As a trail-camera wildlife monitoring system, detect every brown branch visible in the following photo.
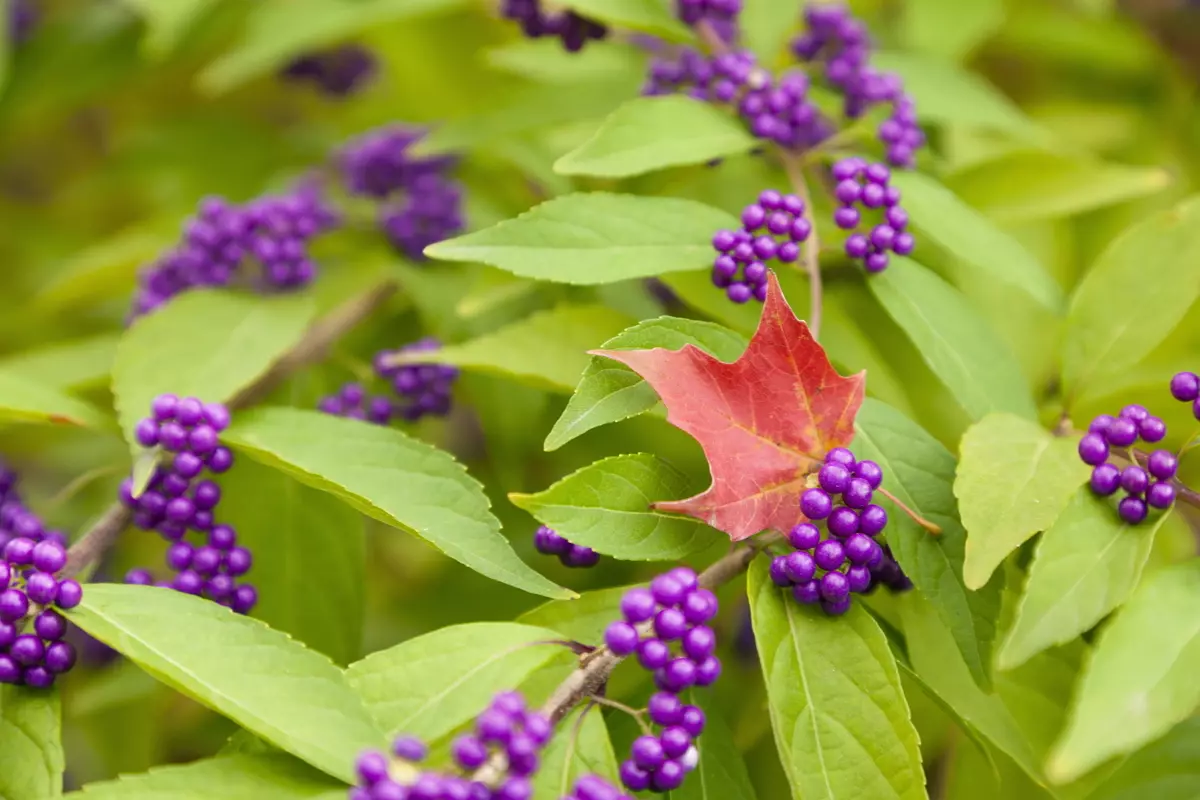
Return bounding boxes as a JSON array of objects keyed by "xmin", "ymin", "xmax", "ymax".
[
  {"xmin": 63, "ymin": 279, "xmax": 399, "ymax": 578},
  {"xmin": 472, "ymin": 544, "xmax": 761, "ymax": 785},
  {"xmin": 878, "ymin": 487, "xmax": 942, "ymax": 536}
]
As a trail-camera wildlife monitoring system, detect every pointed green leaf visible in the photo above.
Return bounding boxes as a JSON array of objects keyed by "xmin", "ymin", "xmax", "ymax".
[
  {"xmin": 1049, "ymin": 563, "xmax": 1200, "ymax": 782},
  {"xmin": 1062, "ymin": 196, "xmax": 1200, "ymax": 402},
  {"xmin": 0, "ymin": 686, "xmax": 63, "ymax": 800},
  {"xmin": 0, "ymin": 333, "xmax": 119, "ymax": 391},
  {"xmin": 739, "ymin": 0, "xmax": 803, "ymax": 62},
  {"xmin": 955, "ymin": 414, "xmax": 1091, "ymax": 590},
  {"xmin": 220, "ymin": 459, "xmax": 365, "ymax": 665},
  {"xmin": 384, "ymin": 305, "xmax": 635, "ymax": 393},
  {"xmin": 66, "ymin": 753, "xmax": 343, "ymax": 799},
  {"xmin": 485, "ymin": 39, "xmax": 648, "ymax": 85},
  {"xmin": 519, "ymin": 586, "xmax": 628, "ymax": 644},
  {"xmin": 532, "ymin": 705, "xmax": 619, "ymax": 800},
  {"xmin": 1083, "ymin": 717, "xmax": 1200, "ymax": 800},
  {"xmin": 901, "ymin": 0, "xmax": 1003, "ymax": 60},
  {"xmin": 545, "ymin": 316, "xmax": 747, "ymax": 451},
  {"xmin": 0, "ymin": 370, "xmax": 115, "ymax": 431},
  {"xmin": 112, "ymin": 290, "xmax": 314, "ymax": 446},
  {"xmin": 34, "ymin": 227, "xmax": 173, "ymax": 313},
  {"xmin": 511, "ymin": 454, "xmax": 721, "ymax": 560},
  {"xmin": 998, "ymin": 490, "xmax": 1169, "ymax": 670},
  {"xmin": 555, "ymin": 96, "xmax": 757, "ymax": 178},
  {"xmin": 558, "ymin": 0, "xmax": 691, "ymax": 38},
  {"xmin": 65, "ymin": 584, "xmax": 385, "ymax": 782},
  {"xmin": 122, "ymin": 0, "xmax": 219, "ymax": 57},
  {"xmin": 945, "ymin": 150, "xmax": 1171, "ymax": 223},
  {"xmin": 345, "ymin": 623, "xmax": 566, "ymax": 742},
  {"xmin": 869, "ymin": 258, "xmax": 1037, "ymax": 421},
  {"xmin": 746, "ymin": 559, "xmax": 926, "ymax": 800},
  {"xmin": 424, "ymin": 193, "xmax": 738, "ymax": 285},
  {"xmin": 667, "ymin": 690, "xmax": 758, "ymax": 800},
  {"xmin": 853, "ymin": 399, "xmax": 1003, "ymax": 687},
  {"xmin": 223, "ymin": 408, "xmax": 569, "ymax": 599},
  {"xmin": 888, "ymin": 171, "xmax": 1062, "ymax": 311}
]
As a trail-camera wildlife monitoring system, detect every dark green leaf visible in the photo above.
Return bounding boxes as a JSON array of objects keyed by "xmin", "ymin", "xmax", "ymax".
[
  {"xmin": 485, "ymin": 39, "xmax": 648, "ymax": 85},
  {"xmin": 0, "ymin": 370, "xmax": 115, "ymax": 431},
  {"xmin": 869, "ymin": 258, "xmax": 1037, "ymax": 421},
  {"xmin": 1048, "ymin": 563, "xmax": 1200, "ymax": 783},
  {"xmin": 0, "ymin": 334, "xmax": 119, "ymax": 391},
  {"xmin": 545, "ymin": 316, "xmax": 747, "ymax": 451},
  {"xmin": 667, "ymin": 690, "xmax": 758, "ymax": 800},
  {"xmin": 746, "ymin": 559, "xmax": 926, "ymax": 799},
  {"xmin": 34, "ymin": 227, "xmax": 173, "ymax": 313},
  {"xmin": 888, "ymin": 171, "xmax": 1062, "ymax": 311},
  {"xmin": 1084, "ymin": 717, "xmax": 1200, "ymax": 800},
  {"xmin": 0, "ymin": 686, "xmax": 63, "ymax": 800},
  {"xmin": 1062, "ymin": 196, "xmax": 1200, "ymax": 402},
  {"xmin": 998, "ymin": 490, "xmax": 1169, "ymax": 670},
  {"xmin": 955, "ymin": 414, "xmax": 1090, "ymax": 590},
  {"xmin": 224, "ymin": 408, "xmax": 570, "ymax": 599},
  {"xmin": 853, "ymin": 399, "xmax": 1003, "ymax": 687},
  {"xmin": 345, "ymin": 622, "xmax": 565, "ymax": 742},
  {"xmin": 532, "ymin": 705, "xmax": 620, "ymax": 799},
  {"xmin": 66, "ymin": 753, "xmax": 344, "ymax": 799},
  {"xmin": 66, "ymin": 584, "xmax": 385, "ymax": 782},
  {"xmin": 424, "ymin": 193, "xmax": 738, "ymax": 284},
  {"xmin": 385, "ymin": 305, "xmax": 635, "ymax": 393},
  {"xmin": 220, "ymin": 459, "xmax": 366, "ymax": 666},
  {"xmin": 511, "ymin": 453, "xmax": 721, "ymax": 560},
  {"xmin": 111, "ymin": 290, "xmax": 314, "ymax": 446},
  {"xmin": 555, "ymin": 97, "xmax": 758, "ymax": 178}
]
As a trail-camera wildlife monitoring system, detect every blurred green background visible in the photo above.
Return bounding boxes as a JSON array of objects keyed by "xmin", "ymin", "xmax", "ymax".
[{"xmin": 2, "ymin": 0, "xmax": 1200, "ymax": 793}]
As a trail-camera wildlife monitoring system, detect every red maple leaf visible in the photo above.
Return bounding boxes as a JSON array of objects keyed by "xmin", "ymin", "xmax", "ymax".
[{"xmin": 593, "ymin": 273, "xmax": 865, "ymax": 541}]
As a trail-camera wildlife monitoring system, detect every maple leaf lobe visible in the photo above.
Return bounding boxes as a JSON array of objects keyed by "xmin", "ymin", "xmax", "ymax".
[{"xmin": 593, "ymin": 272, "xmax": 864, "ymax": 541}]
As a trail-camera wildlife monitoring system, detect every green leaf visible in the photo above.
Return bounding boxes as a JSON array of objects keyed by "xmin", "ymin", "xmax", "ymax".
[
  {"xmin": 0, "ymin": 333, "xmax": 119, "ymax": 391},
  {"xmin": 1083, "ymin": 717, "xmax": 1200, "ymax": 800},
  {"xmin": 34, "ymin": 227, "xmax": 173, "ymax": 313},
  {"xmin": 888, "ymin": 171, "xmax": 1063, "ymax": 311},
  {"xmin": 0, "ymin": 686, "xmax": 63, "ymax": 800},
  {"xmin": 385, "ymin": 305, "xmax": 635, "ymax": 393},
  {"xmin": 869, "ymin": 258, "xmax": 1037, "ymax": 421},
  {"xmin": 555, "ymin": 97, "xmax": 758, "ymax": 178},
  {"xmin": 223, "ymin": 408, "xmax": 569, "ymax": 600},
  {"xmin": 746, "ymin": 559, "xmax": 926, "ymax": 800},
  {"xmin": 944, "ymin": 149, "xmax": 1171, "ymax": 223},
  {"xmin": 485, "ymin": 39, "xmax": 649, "ymax": 85},
  {"xmin": 1048, "ymin": 563, "xmax": 1200, "ymax": 783},
  {"xmin": 545, "ymin": 316, "xmax": 747, "ymax": 451},
  {"xmin": 739, "ymin": 0, "xmax": 802, "ymax": 63},
  {"xmin": 345, "ymin": 622, "xmax": 565, "ymax": 742},
  {"xmin": 220, "ymin": 459, "xmax": 365, "ymax": 666},
  {"xmin": 853, "ymin": 399, "xmax": 1003, "ymax": 688},
  {"xmin": 532, "ymin": 705, "xmax": 619, "ymax": 800},
  {"xmin": 111, "ymin": 290, "xmax": 314, "ymax": 446},
  {"xmin": 667, "ymin": 690, "xmax": 758, "ymax": 800},
  {"xmin": 65, "ymin": 584, "xmax": 385, "ymax": 783},
  {"xmin": 198, "ymin": 0, "xmax": 467, "ymax": 93},
  {"xmin": 901, "ymin": 0, "xmax": 1003, "ymax": 60},
  {"xmin": 1062, "ymin": 196, "xmax": 1200, "ymax": 402},
  {"xmin": 557, "ymin": 0, "xmax": 692, "ymax": 39},
  {"xmin": 955, "ymin": 414, "xmax": 1091, "ymax": 590},
  {"xmin": 872, "ymin": 52, "xmax": 1044, "ymax": 139},
  {"xmin": 998, "ymin": 490, "xmax": 1169, "ymax": 670},
  {"xmin": 0, "ymin": 370, "xmax": 115, "ymax": 431},
  {"xmin": 519, "ymin": 586, "xmax": 628, "ymax": 645},
  {"xmin": 121, "ymin": 0, "xmax": 219, "ymax": 57},
  {"xmin": 424, "ymin": 193, "xmax": 738, "ymax": 284},
  {"xmin": 66, "ymin": 753, "xmax": 344, "ymax": 799},
  {"xmin": 511, "ymin": 454, "xmax": 721, "ymax": 560}
]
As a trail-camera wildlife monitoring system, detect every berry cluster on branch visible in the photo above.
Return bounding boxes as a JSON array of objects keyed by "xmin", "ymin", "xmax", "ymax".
[
  {"xmin": 281, "ymin": 44, "xmax": 377, "ymax": 97},
  {"xmin": 501, "ymin": 0, "xmax": 608, "ymax": 52},
  {"xmin": 831, "ymin": 158, "xmax": 914, "ymax": 273},
  {"xmin": 532, "ymin": 525, "xmax": 600, "ymax": 568},
  {"xmin": 711, "ymin": 189, "xmax": 812, "ymax": 303},
  {"xmin": 318, "ymin": 338, "xmax": 460, "ymax": 424},
  {"xmin": 1079, "ymin": 402, "xmax": 1177, "ymax": 524}
]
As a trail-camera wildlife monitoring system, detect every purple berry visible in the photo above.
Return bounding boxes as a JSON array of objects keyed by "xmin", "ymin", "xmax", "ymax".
[
  {"xmin": 843, "ymin": 477, "xmax": 874, "ymax": 508},
  {"xmin": 800, "ymin": 487, "xmax": 833, "ymax": 519},
  {"xmin": 1089, "ymin": 414, "xmax": 1116, "ymax": 434},
  {"xmin": 605, "ymin": 622, "xmax": 640, "ymax": 656},
  {"xmin": 1118, "ymin": 496, "xmax": 1148, "ymax": 524},
  {"xmin": 1106, "ymin": 419, "xmax": 1138, "ymax": 447},
  {"xmin": 453, "ymin": 735, "xmax": 488, "ymax": 770},
  {"xmin": 846, "ymin": 564, "xmax": 872, "ymax": 592},
  {"xmin": 828, "ymin": 506, "xmax": 860, "ymax": 537},
  {"xmin": 822, "ymin": 596, "xmax": 852, "ymax": 616},
  {"xmin": 1139, "ymin": 417, "xmax": 1167, "ymax": 442},
  {"xmin": 681, "ymin": 588, "xmax": 718, "ymax": 624},
  {"xmin": 10, "ymin": 634, "xmax": 44, "ymax": 666},
  {"xmin": 854, "ymin": 460, "xmax": 883, "ymax": 489},
  {"xmin": 1077, "ymin": 433, "xmax": 1109, "ymax": 466},
  {"xmin": 1148, "ymin": 450, "xmax": 1178, "ymax": 480},
  {"xmin": 784, "ymin": 550, "xmax": 816, "ymax": 583},
  {"xmin": 1170, "ymin": 371, "xmax": 1200, "ymax": 402},
  {"xmin": 631, "ymin": 736, "xmax": 665, "ymax": 770},
  {"xmin": 1090, "ymin": 463, "xmax": 1121, "ymax": 496},
  {"xmin": 826, "ymin": 447, "xmax": 856, "ymax": 468},
  {"xmin": 769, "ymin": 556, "xmax": 791, "ymax": 587},
  {"xmin": 654, "ymin": 608, "xmax": 689, "ymax": 641},
  {"xmin": 621, "ymin": 587, "xmax": 658, "ymax": 623},
  {"xmin": 637, "ymin": 638, "xmax": 671, "ymax": 670},
  {"xmin": 31, "ymin": 540, "xmax": 66, "ymax": 573},
  {"xmin": 649, "ymin": 692, "xmax": 683, "ymax": 726},
  {"xmin": 792, "ymin": 580, "xmax": 820, "ymax": 604},
  {"xmin": 44, "ymin": 641, "xmax": 76, "ymax": 674},
  {"xmin": 858, "ymin": 504, "xmax": 887, "ymax": 536},
  {"xmin": 1120, "ymin": 465, "xmax": 1149, "ymax": 495},
  {"xmin": 25, "ymin": 572, "xmax": 58, "ymax": 605},
  {"xmin": 650, "ymin": 573, "xmax": 687, "ymax": 606},
  {"xmin": 789, "ymin": 522, "xmax": 821, "ymax": 549},
  {"xmin": 820, "ymin": 571, "xmax": 850, "ymax": 602},
  {"xmin": 1147, "ymin": 482, "xmax": 1176, "ymax": 509},
  {"xmin": 814, "ymin": 539, "xmax": 846, "ymax": 570}
]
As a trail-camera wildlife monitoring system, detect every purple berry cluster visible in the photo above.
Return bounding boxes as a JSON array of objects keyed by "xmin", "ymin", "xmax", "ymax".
[
  {"xmin": 120, "ymin": 395, "xmax": 256, "ymax": 613},
  {"xmin": 318, "ymin": 383, "xmax": 395, "ymax": 426},
  {"xmin": 319, "ymin": 339, "xmax": 459, "ymax": 425},
  {"xmin": 563, "ymin": 775, "xmax": 633, "ymax": 800},
  {"xmin": 674, "ymin": 0, "xmax": 740, "ymax": 44},
  {"xmin": 340, "ymin": 126, "xmax": 465, "ymax": 261},
  {"xmin": 1080, "ymin": 404, "xmax": 1177, "ymax": 524},
  {"xmin": 350, "ymin": 691, "xmax": 550, "ymax": 799},
  {"xmin": 532, "ymin": 525, "xmax": 600, "ymax": 568},
  {"xmin": 791, "ymin": 4, "xmax": 925, "ymax": 167},
  {"xmin": 0, "ymin": 462, "xmax": 68, "ymax": 553},
  {"xmin": 830, "ymin": 158, "xmax": 914, "ymax": 273},
  {"xmin": 0, "ymin": 536, "xmax": 82, "ymax": 689},
  {"xmin": 130, "ymin": 185, "xmax": 339, "ymax": 319},
  {"xmin": 500, "ymin": 0, "xmax": 608, "ymax": 52},
  {"xmin": 710, "ymin": 190, "xmax": 812, "ymax": 303},
  {"xmin": 603, "ymin": 568, "xmax": 717, "ymax": 793},
  {"xmin": 281, "ymin": 44, "xmax": 377, "ymax": 97},
  {"xmin": 1171, "ymin": 371, "xmax": 1200, "ymax": 420},
  {"xmin": 769, "ymin": 447, "xmax": 893, "ymax": 615}
]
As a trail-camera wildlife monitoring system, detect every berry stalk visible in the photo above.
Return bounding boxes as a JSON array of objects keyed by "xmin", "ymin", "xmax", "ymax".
[{"xmin": 65, "ymin": 278, "xmax": 399, "ymax": 578}]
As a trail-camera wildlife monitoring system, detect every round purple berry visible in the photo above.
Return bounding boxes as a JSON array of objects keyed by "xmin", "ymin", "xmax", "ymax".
[
  {"xmin": 1148, "ymin": 450, "xmax": 1178, "ymax": 480},
  {"xmin": 825, "ymin": 447, "xmax": 856, "ymax": 468},
  {"xmin": 783, "ymin": 551, "xmax": 816, "ymax": 584},
  {"xmin": 1147, "ymin": 482, "xmax": 1176, "ymax": 509},
  {"xmin": 1090, "ymin": 463, "xmax": 1121, "ymax": 496},
  {"xmin": 654, "ymin": 608, "xmax": 689, "ymax": 641},
  {"xmin": 814, "ymin": 539, "xmax": 846, "ymax": 571},
  {"xmin": 1170, "ymin": 371, "xmax": 1200, "ymax": 402},
  {"xmin": 828, "ymin": 506, "xmax": 860, "ymax": 537},
  {"xmin": 789, "ymin": 522, "xmax": 821, "ymax": 550},
  {"xmin": 637, "ymin": 638, "xmax": 671, "ymax": 671},
  {"xmin": 1077, "ymin": 433, "xmax": 1109, "ymax": 466},
  {"xmin": 818, "ymin": 463, "xmax": 852, "ymax": 494},
  {"xmin": 1118, "ymin": 496, "xmax": 1148, "ymax": 525},
  {"xmin": 1120, "ymin": 465, "xmax": 1149, "ymax": 495},
  {"xmin": 1106, "ymin": 419, "xmax": 1138, "ymax": 447},
  {"xmin": 792, "ymin": 580, "xmax": 820, "ymax": 604},
  {"xmin": 800, "ymin": 487, "xmax": 833, "ymax": 519},
  {"xmin": 605, "ymin": 621, "xmax": 640, "ymax": 656},
  {"xmin": 621, "ymin": 587, "xmax": 657, "ymax": 623},
  {"xmin": 858, "ymin": 504, "xmax": 887, "ymax": 536}
]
